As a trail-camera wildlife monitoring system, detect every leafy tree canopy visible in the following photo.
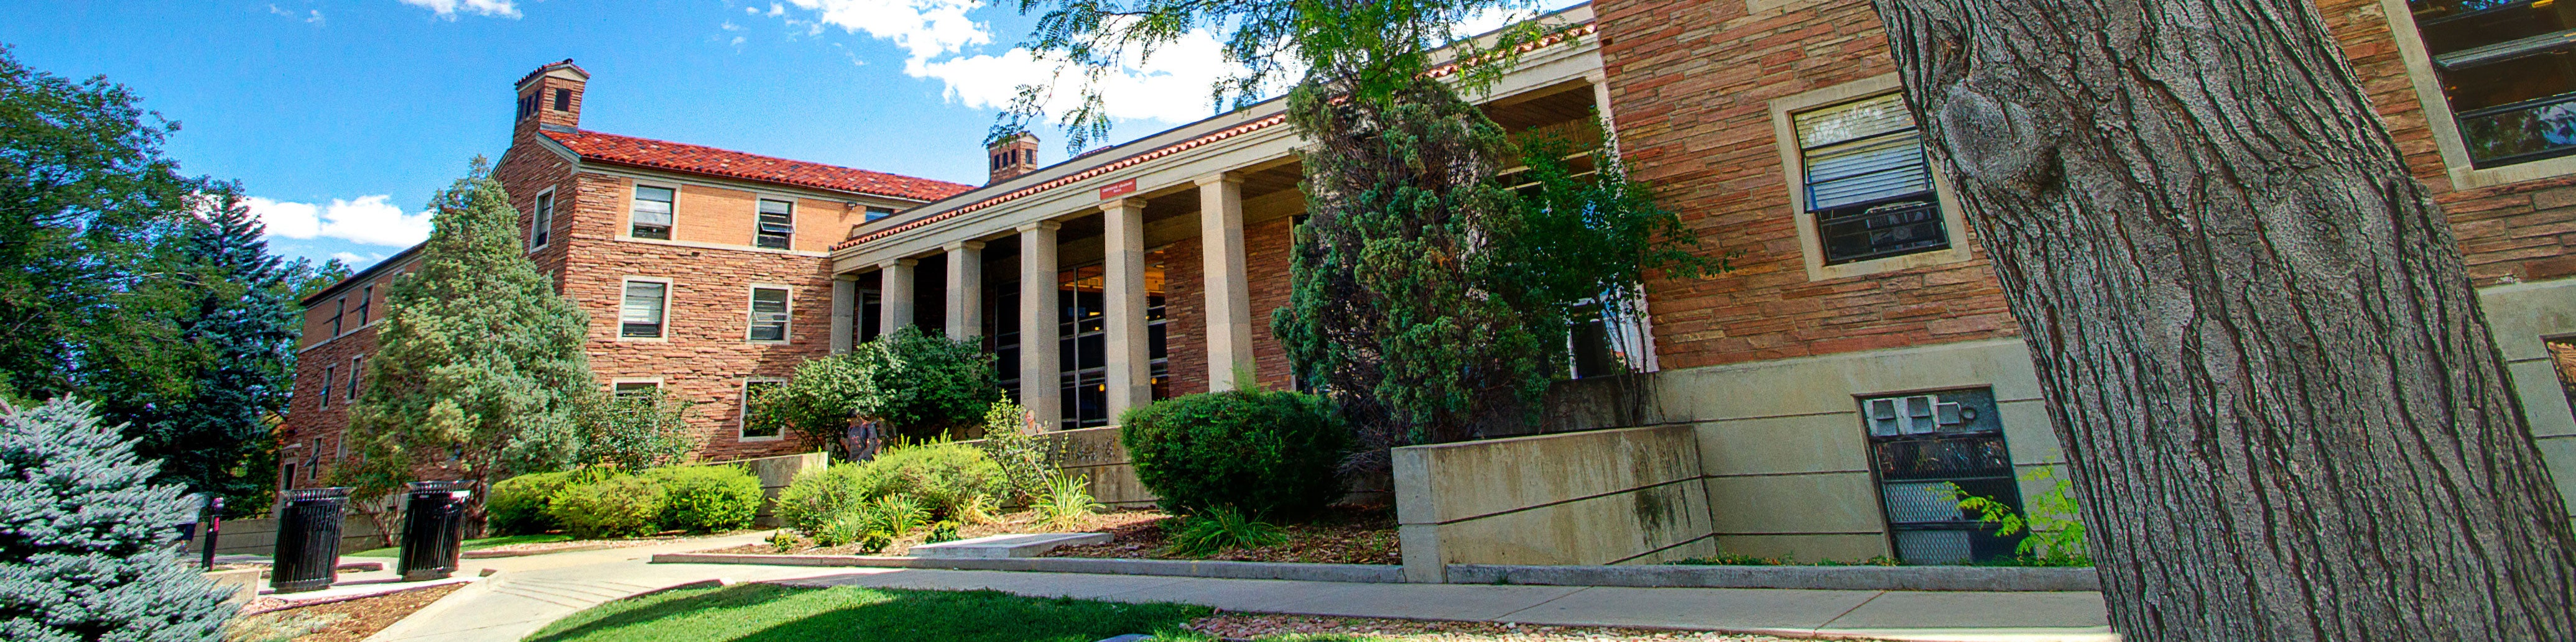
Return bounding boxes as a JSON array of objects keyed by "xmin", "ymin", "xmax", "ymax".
[{"xmin": 751, "ymin": 326, "xmax": 1004, "ymax": 445}]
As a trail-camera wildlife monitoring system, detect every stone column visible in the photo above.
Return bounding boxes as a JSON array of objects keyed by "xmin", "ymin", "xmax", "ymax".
[
  {"xmin": 830, "ymin": 275, "xmax": 858, "ymax": 353},
  {"xmin": 1197, "ymin": 172, "xmax": 1256, "ymax": 391},
  {"xmin": 944, "ymin": 241, "xmax": 985, "ymax": 339},
  {"xmin": 1018, "ymin": 222, "xmax": 1062, "ymax": 430},
  {"xmin": 879, "ymin": 258, "xmax": 916, "ymax": 334},
  {"xmin": 1101, "ymin": 198, "xmax": 1152, "ymax": 420},
  {"xmin": 1587, "ymin": 70, "xmax": 1623, "ymax": 157}
]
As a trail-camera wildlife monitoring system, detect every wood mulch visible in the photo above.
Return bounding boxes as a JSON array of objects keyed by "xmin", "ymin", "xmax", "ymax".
[
  {"xmin": 1185, "ymin": 614, "xmax": 1835, "ymax": 641},
  {"xmin": 228, "ymin": 583, "xmax": 463, "ymax": 642},
  {"xmin": 1043, "ymin": 505, "xmax": 1401, "ymax": 565},
  {"xmin": 701, "ymin": 509, "xmax": 1169, "ymax": 556}
]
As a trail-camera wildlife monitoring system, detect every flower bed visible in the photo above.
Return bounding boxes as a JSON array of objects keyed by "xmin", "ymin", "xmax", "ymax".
[
  {"xmin": 702, "ymin": 509, "xmax": 1165, "ymax": 556},
  {"xmin": 1042, "ymin": 505, "xmax": 1399, "ymax": 565}
]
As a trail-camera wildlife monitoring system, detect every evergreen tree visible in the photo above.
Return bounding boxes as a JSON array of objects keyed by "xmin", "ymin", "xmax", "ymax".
[
  {"xmin": 338, "ymin": 160, "xmax": 594, "ymax": 526},
  {"xmin": 82, "ymin": 190, "xmax": 302, "ymax": 505},
  {"xmin": 0, "ymin": 398, "xmax": 237, "ymax": 642}
]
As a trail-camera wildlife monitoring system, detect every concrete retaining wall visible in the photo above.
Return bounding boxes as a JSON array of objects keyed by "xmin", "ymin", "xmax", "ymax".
[
  {"xmin": 1447, "ymin": 563, "xmax": 2099, "ymax": 592},
  {"xmin": 695, "ymin": 451, "xmax": 828, "ymax": 528},
  {"xmin": 185, "ymin": 516, "xmax": 389, "ymax": 556},
  {"xmin": 652, "ymin": 552, "xmax": 1402, "ymax": 582},
  {"xmin": 1392, "ymin": 424, "xmax": 1716, "ymax": 582}
]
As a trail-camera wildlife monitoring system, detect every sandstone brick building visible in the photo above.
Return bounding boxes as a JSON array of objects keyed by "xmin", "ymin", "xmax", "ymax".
[
  {"xmin": 286, "ymin": 0, "xmax": 2576, "ymax": 570},
  {"xmin": 280, "ymin": 61, "xmax": 972, "ymax": 490}
]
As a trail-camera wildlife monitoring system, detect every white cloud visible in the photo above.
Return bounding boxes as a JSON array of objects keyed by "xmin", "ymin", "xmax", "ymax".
[
  {"xmin": 248, "ymin": 195, "xmax": 433, "ymax": 247},
  {"xmin": 398, "ymin": 0, "xmax": 520, "ymax": 19},
  {"xmin": 269, "ymin": 4, "xmax": 325, "ymax": 24},
  {"xmin": 330, "ymin": 252, "xmax": 387, "ymax": 267},
  {"xmin": 784, "ymin": 0, "xmax": 990, "ymax": 62},
  {"xmin": 775, "ymin": 1, "xmax": 1245, "ymax": 126}
]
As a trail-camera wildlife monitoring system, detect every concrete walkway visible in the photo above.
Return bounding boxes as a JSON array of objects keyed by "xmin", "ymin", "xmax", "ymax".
[{"xmin": 361, "ymin": 532, "xmax": 2114, "ymax": 642}]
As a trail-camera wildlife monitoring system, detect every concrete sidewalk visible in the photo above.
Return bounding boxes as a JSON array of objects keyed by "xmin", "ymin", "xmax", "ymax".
[
  {"xmin": 774, "ymin": 567, "xmax": 2113, "ymax": 642},
  {"xmin": 361, "ymin": 532, "xmax": 2113, "ymax": 642}
]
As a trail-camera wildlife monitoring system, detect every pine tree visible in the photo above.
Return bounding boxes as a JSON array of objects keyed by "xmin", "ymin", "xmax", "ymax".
[
  {"xmin": 82, "ymin": 190, "xmax": 302, "ymax": 505},
  {"xmin": 338, "ymin": 160, "xmax": 595, "ymax": 528},
  {"xmin": 0, "ymin": 398, "xmax": 237, "ymax": 642}
]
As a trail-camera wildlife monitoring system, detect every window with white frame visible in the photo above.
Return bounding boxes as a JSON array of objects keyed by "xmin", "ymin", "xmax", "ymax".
[
  {"xmin": 739, "ymin": 379, "xmax": 785, "ymax": 440},
  {"xmin": 748, "ymin": 287, "xmax": 790, "ymax": 342},
  {"xmin": 631, "ymin": 185, "xmax": 674, "ymax": 240},
  {"xmin": 2406, "ymin": 0, "xmax": 2576, "ymax": 168},
  {"xmin": 530, "ymin": 190, "xmax": 555, "ymax": 249},
  {"xmin": 319, "ymin": 365, "xmax": 335, "ymax": 409},
  {"xmin": 621, "ymin": 280, "xmax": 669, "ymax": 339},
  {"xmin": 1792, "ymin": 93, "xmax": 1948, "ymax": 265},
  {"xmin": 756, "ymin": 199, "xmax": 794, "ymax": 249}
]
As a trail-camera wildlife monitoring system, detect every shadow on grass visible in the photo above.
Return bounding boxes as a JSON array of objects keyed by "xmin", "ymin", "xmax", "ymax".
[{"xmin": 526, "ymin": 584, "xmax": 1212, "ymax": 642}]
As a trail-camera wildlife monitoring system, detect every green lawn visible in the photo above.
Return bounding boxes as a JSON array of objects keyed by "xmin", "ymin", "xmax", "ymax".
[
  {"xmin": 522, "ymin": 584, "xmax": 1233, "ymax": 642},
  {"xmin": 346, "ymin": 533, "xmax": 573, "ymax": 558}
]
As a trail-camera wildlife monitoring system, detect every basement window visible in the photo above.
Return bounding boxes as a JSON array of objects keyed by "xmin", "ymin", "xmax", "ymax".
[
  {"xmin": 1860, "ymin": 387, "xmax": 2026, "ymax": 565},
  {"xmin": 631, "ymin": 186, "xmax": 674, "ymax": 240},
  {"xmin": 756, "ymin": 199, "xmax": 795, "ymax": 249},
  {"xmin": 1793, "ymin": 93, "xmax": 1948, "ymax": 265},
  {"xmin": 2407, "ymin": 0, "xmax": 2576, "ymax": 167}
]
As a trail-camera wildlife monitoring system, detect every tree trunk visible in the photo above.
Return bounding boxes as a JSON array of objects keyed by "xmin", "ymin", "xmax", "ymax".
[{"xmin": 1864, "ymin": 1, "xmax": 2576, "ymax": 639}]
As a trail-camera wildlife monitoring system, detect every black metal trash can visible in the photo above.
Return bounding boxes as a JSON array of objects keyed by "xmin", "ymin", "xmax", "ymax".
[
  {"xmin": 271, "ymin": 487, "xmax": 351, "ymax": 594},
  {"xmin": 397, "ymin": 480, "xmax": 475, "ymax": 581}
]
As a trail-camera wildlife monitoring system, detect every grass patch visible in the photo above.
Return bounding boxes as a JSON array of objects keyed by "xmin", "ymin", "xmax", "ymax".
[
  {"xmin": 522, "ymin": 584, "xmax": 1212, "ymax": 642},
  {"xmin": 346, "ymin": 533, "xmax": 572, "ymax": 558}
]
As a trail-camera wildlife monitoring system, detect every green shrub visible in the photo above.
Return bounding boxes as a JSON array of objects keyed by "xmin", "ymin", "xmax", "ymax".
[
  {"xmin": 776, "ymin": 462, "xmax": 883, "ymax": 533},
  {"xmin": 1031, "ymin": 473, "xmax": 1104, "ymax": 531},
  {"xmin": 547, "ymin": 475, "xmax": 667, "ymax": 539},
  {"xmin": 874, "ymin": 495, "xmax": 932, "ymax": 536},
  {"xmin": 488, "ymin": 470, "xmax": 585, "ymax": 535},
  {"xmin": 811, "ymin": 514, "xmax": 862, "ymax": 548},
  {"xmin": 748, "ymin": 326, "xmax": 1004, "ymax": 443},
  {"xmin": 1165, "ymin": 506, "xmax": 1287, "ymax": 556},
  {"xmin": 1118, "ymin": 390, "xmax": 1348, "ymax": 518},
  {"xmin": 978, "ymin": 400, "xmax": 1054, "ymax": 503},
  {"xmin": 858, "ymin": 441, "xmax": 1007, "ymax": 518},
  {"xmin": 647, "ymin": 465, "xmax": 762, "ymax": 533},
  {"xmin": 926, "ymin": 521, "xmax": 962, "ymax": 543}
]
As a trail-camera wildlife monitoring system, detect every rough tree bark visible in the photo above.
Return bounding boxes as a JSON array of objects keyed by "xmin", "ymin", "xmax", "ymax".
[{"xmin": 1863, "ymin": 0, "xmax": 2576, "ymax": 640}]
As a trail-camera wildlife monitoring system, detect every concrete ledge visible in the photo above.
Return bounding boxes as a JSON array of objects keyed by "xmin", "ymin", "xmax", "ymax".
[
  {"xmin": 651, "ymin": 552, "xmax": 1404, "ymax": 583},
  {"xmin": 1445, "ymin": 563, "xmax": 2100, "ymax": 592},
  {"xmin": 462, "ymin": 543, "xmax": 616, "ymax": 559},
  {"xmin": 909, "ymin": 533, "xmax": 1110, "ymax": 559}
]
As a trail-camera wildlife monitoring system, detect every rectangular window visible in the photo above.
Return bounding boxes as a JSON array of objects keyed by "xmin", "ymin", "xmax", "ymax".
[
  {"xmin": 530, "ymin": 190, "xmax": 554, "ymax": 249},
  {"xmin": 747, "ymin": 287, "xmax": 790, "ymax": 342},
  {"xmin": 1862, "ymin": 387, "xmax": 2024, "ymax": 565},
  {"xmin": 355, "ymin": 285, "xmax": 373, "ymax": 327},
  {"xmin": 319, "ymin": 365, "xmax": 335, "ymax": 410},
  {"xmin": 756, "ymin": 199, "xmax": 794, "ymax": 249},
  {"xmin": 1794, "ymin": 93, "xmax": 1948, "ymax": 265},
  {"xmin": 280, "ymin": 463, "xmax": 295, "ymax": 490},
  {"xmin": 553, "ymin": 87, "xmax": 571, "ymax": 111},
  {"xmin": 621, "ymin": 280, "xmax": 668, "ymax": 338},
  {"xmin": 330, "ymin": 298, "xmax": 345, "ymax": 336},
  {"xmin": 1055, "ymin": 253, "xmax": 1169, "ymax": 429},
  {"xmin": 347, "ymin": 355, "xmax": 363, "ymax": 400},
  {"xmin": 2408, "ymin": 0, "xmax": 2576, "ymax": 167},
  {"xmin": 739, "ymin": 380, "xmax": 784, "ymax": 440},
  {"xmin": 613, "ymin": 381, "xmax": 660, "ymax": 401},
  {"xmin": 865, "ymin": 206, "xmax": 895, "ymax": 221},
  {"xmin": 631, "ymin": 185, "xmax": 674, "ymax": 239}
]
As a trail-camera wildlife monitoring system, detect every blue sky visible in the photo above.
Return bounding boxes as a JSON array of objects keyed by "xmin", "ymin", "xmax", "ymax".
[{"xmin": 3, "ymin": 0, "xmax": 1277, "ymax": 270}]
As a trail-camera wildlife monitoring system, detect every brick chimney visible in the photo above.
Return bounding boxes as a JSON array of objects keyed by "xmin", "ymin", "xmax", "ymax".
[
  {"xmin": 987, "ymin": 133, "xmax": 1040, "ymax": 184},
  {"xmin": 512, "ymin": 59, "xmax": 590, "ymax": 146}
]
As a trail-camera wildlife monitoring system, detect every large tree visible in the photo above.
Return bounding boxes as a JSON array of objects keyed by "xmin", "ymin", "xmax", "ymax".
[
  {"xmin": 0, "ymin": 45, "xmax": 201, "ymax": 398},
  {"xmin": 338, "ymin": 161, "xmax": 595, "ymax": 528},
  {"xmin": 83, "ymin": 191, "xmax": 305, "ymax": 505},
  {"xmin": 1862, "ymin": 0, "xmax": 2576, "ymax": 639}
]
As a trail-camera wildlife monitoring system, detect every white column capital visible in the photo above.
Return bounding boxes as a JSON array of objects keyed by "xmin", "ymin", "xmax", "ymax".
[
  {"xmin": 880, "ymin": 257, "xmax": 919, "ymax": 269},
  {"xmin": 1100, "ymin": 198, "xmax": 1149, "ymax": 213},
  {"xmin": 943, "ymin": 240, "xmax": 987, "ymax": 252},
  {"xmin": 1193, "ymin": 172, "xmax": 1244, "ymax": 186},
  {"xmin": 1017, "ymin": 220, "xmax": 1063, "ymax": 234}
]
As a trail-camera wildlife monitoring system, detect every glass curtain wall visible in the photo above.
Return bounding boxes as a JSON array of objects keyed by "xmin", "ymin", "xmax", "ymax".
[{"xmin": 1056, "ymin": 252, "xmax": 1169, "ymax": 429}]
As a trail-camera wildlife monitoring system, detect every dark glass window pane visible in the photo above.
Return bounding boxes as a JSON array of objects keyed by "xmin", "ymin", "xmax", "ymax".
[{"xmin": 1817, "ymin": 196, "xmax": 1947, "ymax": 265}]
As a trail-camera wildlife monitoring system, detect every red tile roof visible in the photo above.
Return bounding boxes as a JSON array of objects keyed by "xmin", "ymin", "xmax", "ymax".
[{"xmin": 542, "ymin": 129, "xmax": 976, "ymax": 202}]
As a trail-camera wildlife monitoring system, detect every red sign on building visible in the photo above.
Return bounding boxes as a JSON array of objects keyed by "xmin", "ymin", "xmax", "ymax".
[{"xmin": 1098, "ymin": 178, "xmax": 1137, "ymax": 200}]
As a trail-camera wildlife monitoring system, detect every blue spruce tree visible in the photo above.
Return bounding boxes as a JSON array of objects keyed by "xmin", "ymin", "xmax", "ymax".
[{"xmin": 0, "ymin": 398, "xmax": 236, "ymax": 641}]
